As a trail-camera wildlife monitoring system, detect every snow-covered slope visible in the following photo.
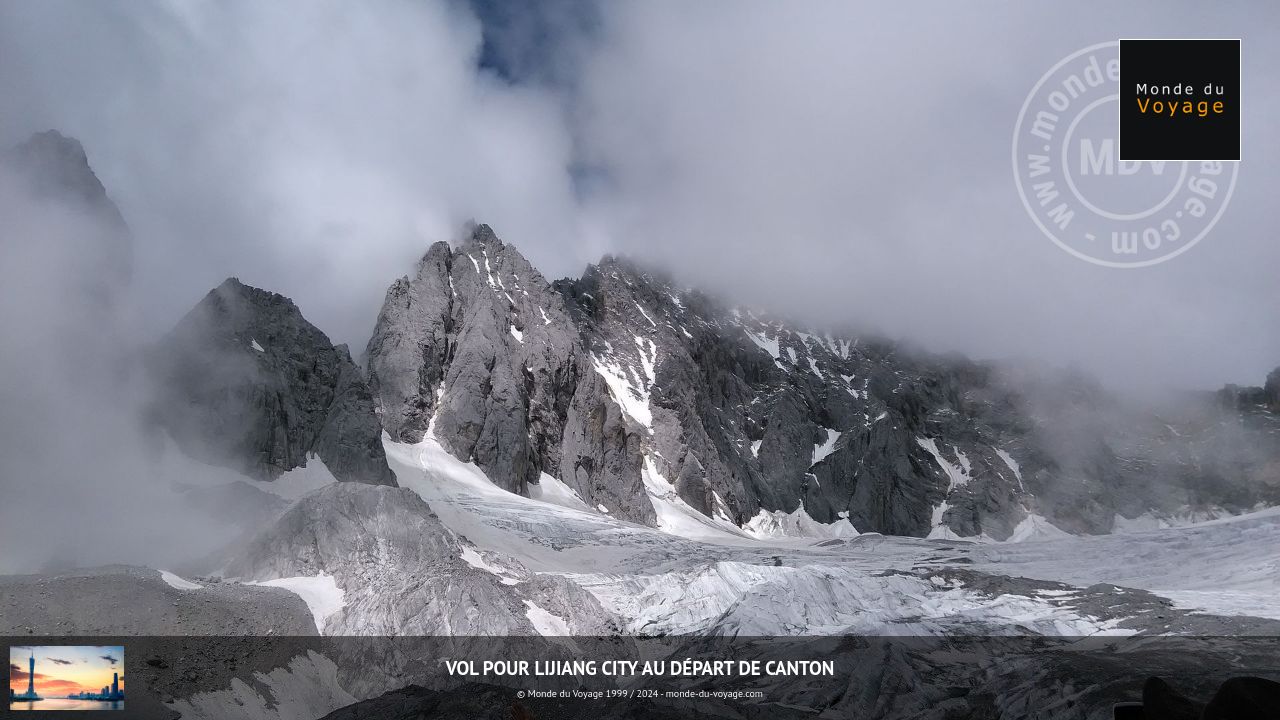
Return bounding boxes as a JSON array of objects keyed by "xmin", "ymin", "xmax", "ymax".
[
  {"xmin": 967, "ymin": 505, "xmax": 1280, "ymax": 620},
  {"xmin": 220, "ymin": 476, "xmax": 620, "ymax": 636},
  {"xmin": 233, "ymin": 432, "xmax": 1277, "ymax": 638}
]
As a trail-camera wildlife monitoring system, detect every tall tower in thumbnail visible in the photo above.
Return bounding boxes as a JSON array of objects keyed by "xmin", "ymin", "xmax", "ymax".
[
  {"xmin": 112, "ymin": 672, "xmax": 118, "ymax": 697},
  {"xmin": 27, "ymin": 651, "xmax": 35, "ymax": 697}
]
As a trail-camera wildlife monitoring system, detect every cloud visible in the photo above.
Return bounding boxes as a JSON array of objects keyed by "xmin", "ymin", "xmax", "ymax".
[
  {"xmin": 34, "ymin": 678, "xmax": 88, "ymax": 695},
  {"xmin": 99, "ymin": 654, "xmax": 119, "ymax": 666},
  {"xmin": 2, "ymin": 0, "xmax": 1276, "ymax": 397},
  {"xmin": 0, "ymin": 162, "xmax": 255, "ymax": 573},
  {"xmin": 0, "ymin": 0, "xmax": 1276, "ymax": 577},
  {"xmin": 0, "ymin": 0, "xmax": 589, "ymax": 574},
  {"xmin": 48, "ymin": 658, "xmax": 73, "ymax": 666},
  {"xmin": 569, "ymin": 2, "xmax": 1280, "ymax": 391},
  {"xmin": 0, "ymin": 0, "xmax": 585, "ymax": 354}
]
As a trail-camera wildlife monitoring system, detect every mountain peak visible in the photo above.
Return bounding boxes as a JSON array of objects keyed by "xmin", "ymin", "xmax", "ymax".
[
  {"xmin": 154, "ymin": 278, "xmax": 397, "ymax": 487},
  {"xmin": 213, "ymin": 276, "xmax": 290, "ymax": 305},
  {"xmin": 460, "ymin": 221, "xmax": 503, "ymax": 250},
  {"xmin": 5, "ymin": 130, "xmax": 109, "ymax": 207},
  {"xmin": 3, "ymin": 130, "xmax": 133, "ymax": 291},
  {"xmin": 14, "ymin": 129, "xmax": 88, "ymax": 162},
  {"xmin": 215, "ymin": 275, "xmax": 249, "ymax": 293}
]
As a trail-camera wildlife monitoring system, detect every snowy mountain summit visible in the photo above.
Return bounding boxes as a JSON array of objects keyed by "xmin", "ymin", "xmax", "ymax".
[{"xmin": 363, "ymin": 223, "xmax": 1280, "ymax": 541}]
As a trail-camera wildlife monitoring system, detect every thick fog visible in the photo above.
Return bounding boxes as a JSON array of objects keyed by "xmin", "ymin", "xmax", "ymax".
[
  {"xmin": 0, "ymin": 164, "xmax": 257, "ymax": 572},
  {"xmin": 1, "ymin": 1, "xmax": 1276, "ymax": 390},
  {"xmin": 0, "ymin": 2, "xmax": 1277, "ymax": 570}
]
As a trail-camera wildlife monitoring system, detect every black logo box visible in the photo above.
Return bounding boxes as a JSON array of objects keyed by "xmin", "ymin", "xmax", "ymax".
[{"xmin": 1119, "ymin": 38, "xmax": 1240, "ymax": 161}]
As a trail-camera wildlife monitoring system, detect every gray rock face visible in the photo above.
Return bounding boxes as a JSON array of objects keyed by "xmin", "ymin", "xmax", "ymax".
[
  {"xmin": 367, "ymin": 225, "xmax": 1280, "ymax": 538},
  {"xmin": 560, "ymin": 368, "xmax": 653, "ymax": 525},
  {"xmin": 223, "ymin": 482, "xmax": 619, "ymax": 635},
  {"xmin": 151, "ymin": 278, "xmax": 396, "ymax": 486},
  {"xmin": 366, "ymin": 224, "xmax": 653, "ymax": 522},
  {"xmin": 551, "ymin": 256, "xmax": 1006, "ymax": 536},
  {"xmin": 364, "ymin": 242, "xmax": 455, "ymax": 442}
]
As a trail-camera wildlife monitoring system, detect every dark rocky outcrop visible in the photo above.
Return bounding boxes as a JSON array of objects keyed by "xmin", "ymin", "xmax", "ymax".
[{"xmin": 150, "ymin": 278, "xmax": 396, "ymax": 486}]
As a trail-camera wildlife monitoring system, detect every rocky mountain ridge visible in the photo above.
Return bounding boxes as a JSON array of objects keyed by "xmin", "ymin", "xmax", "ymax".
[
  {"xmin": 9, "ymin": 128, "xmax": 1274, "ymax": 540},
  {"xmin": 366, "ymin": 223, "xmax": 1280, "ymax": 539}
]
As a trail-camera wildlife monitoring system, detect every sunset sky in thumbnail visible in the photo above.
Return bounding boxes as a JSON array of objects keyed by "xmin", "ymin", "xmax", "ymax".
[{"xmin": 9, "ymin": 646, "xmax": 124, "ymax": 697}]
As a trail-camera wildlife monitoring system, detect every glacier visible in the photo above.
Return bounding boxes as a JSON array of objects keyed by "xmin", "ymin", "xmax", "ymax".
[{"xmin": 251, "ymin": 432, "xmax": 1280, "ymax": 639}]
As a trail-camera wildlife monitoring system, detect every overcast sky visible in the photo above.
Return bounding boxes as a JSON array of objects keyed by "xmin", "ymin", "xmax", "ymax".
[{"xmin": 1, "ymin": 1, "xmax": 1276, "ymax": 391}]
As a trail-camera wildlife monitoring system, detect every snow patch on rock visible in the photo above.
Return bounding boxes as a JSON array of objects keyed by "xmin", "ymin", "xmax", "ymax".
[
  {"xmin": 741, "ymin": 503, "xmax": 858, "ymax": 540},
  {"xmin": 995, "ymin": 448, "xmax": 1024, "ymax": 491},
  {"xmin": 592, "ymin": 353, "xmax": 652, "ymax": 429},
  {"xmin": 523, "ymin": 599, "xmax": 571, "ymax": 636},
  {"xmin": 527, "ymin": 472, "xmax": 593, "ymax": 513},
  {"xmin": 917, "ymin": 437, "xmax": 971, "ymax": 491},
  {"xmin": 634, "ymin": 303, "xmax": 657, "ymax": 327},
  {"xmin": 744, "ymin": 329, "xmax": 785, "ymax": 370},
  {"xmin": 166, "ymin": 651, "xmax": 357, "ymax": 720},
  {"xmin": 1008, "ymin": 514, "xmax": 1072, "ymax": 543},
  {"xmin": 250, "ymin": 574, "xmax": 345, "ymax": 633},
  {"xmin": 160, "ymin": 570, "xmax": 203, "ymax": 590},
  {"xmin": 642, "ymin": 456, "xmax": 746, "ymax": 540},
  {"xmin": 811, "ymin": 429, "xmax": 841, "ymax": 465},
  {"xmin": 918, "ymin": 437, "xmax": 974, "ymax": 535}
]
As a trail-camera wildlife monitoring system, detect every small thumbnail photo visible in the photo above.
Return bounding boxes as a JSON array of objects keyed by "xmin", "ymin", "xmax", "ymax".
[{"xmin": 9, "ymin": 646, "xmax": 124, "ymax": 711}]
